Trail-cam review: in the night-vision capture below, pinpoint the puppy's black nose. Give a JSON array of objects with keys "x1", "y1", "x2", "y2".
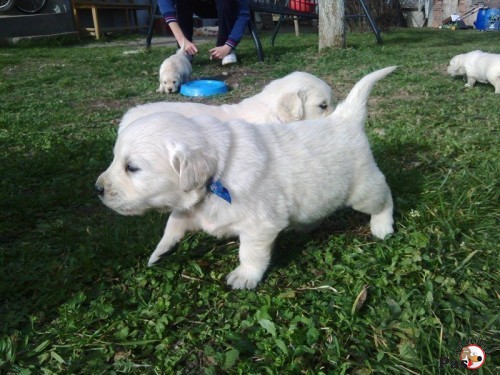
[{"x1": 95, "y1": 184, "x2": 105, "y2": 197}]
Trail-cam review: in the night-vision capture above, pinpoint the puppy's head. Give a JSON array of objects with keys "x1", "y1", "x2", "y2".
[
  {"x1": 95, "y1": 113, "x2": 217, "y2": 215},
  {"x1": 447, "y1": 54, "x2": 466, "y2": 76},
  {"x1": 159, "y1": 70, "x2": 182, "y2": 93},
  {"x1": 263, "y1": 72, "x2": 335, "y2": 123}
]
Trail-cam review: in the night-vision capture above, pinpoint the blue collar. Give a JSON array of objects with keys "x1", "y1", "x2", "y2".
[{"x1": 208, "y1": 179, "x2": 232, "y2": 204}]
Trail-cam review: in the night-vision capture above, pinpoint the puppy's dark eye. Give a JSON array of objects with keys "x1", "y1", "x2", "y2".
[
  {"x1": 126, "y1": 163, "x2": 140, "y2": 173},
  {"x1": 319, "y1": 102, "x2": 328, "y2": 110}
]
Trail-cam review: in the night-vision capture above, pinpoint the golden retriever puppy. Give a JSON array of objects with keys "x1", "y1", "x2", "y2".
[
  {"x1": 157, "y1": 46, "x2": 192, "y2": 94},
  {"x1": 447, "y1": 50, "x2": 500, "y2": 93},
  {"x1": 96, "y1": 67, "x2": 396, "y2": 290},
  {"x1": 121, "y1": 71, "x2": 334, "y2": 131}
]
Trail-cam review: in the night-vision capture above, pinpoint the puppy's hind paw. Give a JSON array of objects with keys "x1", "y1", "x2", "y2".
[
  {"x1": 371, "y1": 223, "x2": 393, "y2": 240},
  {"x1": 226, "y1": 266, "x2": 262, "y2": 290},
  {"x1": 370, "y1": 214, "x2": 394, "y2": 240}
]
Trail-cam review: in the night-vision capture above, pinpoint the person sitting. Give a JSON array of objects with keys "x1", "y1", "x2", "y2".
[{"x1": 158, "y1": 0, "x2": 250, "y2": 65}]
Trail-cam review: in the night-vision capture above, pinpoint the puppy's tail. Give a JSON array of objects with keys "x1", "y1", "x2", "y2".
[
  {"x1": 178, "y1": 39, "x2": 187, "y2": 54},
  {"x1": 332, "y1": 66, "x2": 397, "y2": 123}
]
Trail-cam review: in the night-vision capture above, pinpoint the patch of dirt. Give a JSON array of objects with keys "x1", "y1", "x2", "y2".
[
  {"x1": 196, "y1": 68, "x2": 260, "y2": 90},
  {"x1": 193, "y1": 66, "x2": 270, "y2": 104},
  {"x1": 85, "y1": 66, "x2": 271, "y2": 128}
]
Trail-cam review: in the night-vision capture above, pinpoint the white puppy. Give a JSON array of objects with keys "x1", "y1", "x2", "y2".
[
  {"x1": 157, "y1": 46, "x2": 192, "y2": 94},
  {"x1": 447, "y1": 50, "x2": 500, "y2": 93},
  {"x1": 121, "y1": 71, "x2": 334, "y2": 132},
  {"x1": 96, "y1": 67, "x2": 396, "y2": 290}
]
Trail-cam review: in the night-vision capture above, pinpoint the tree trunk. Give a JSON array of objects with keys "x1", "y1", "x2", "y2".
[{"x1": 318, "y1": 0, "x2": 345, "y2": 50}]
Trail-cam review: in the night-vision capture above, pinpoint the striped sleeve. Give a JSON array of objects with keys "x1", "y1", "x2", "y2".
[{"x1": 157, "y1": 0, "x2": 177, "y2": 24}]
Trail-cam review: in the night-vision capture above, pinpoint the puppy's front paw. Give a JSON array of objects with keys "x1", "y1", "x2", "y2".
[
  {"x1": 147, "y1": 254, "x2": 161, "y2": 267},
  {"x1": 147, "y1": 248, "x2": 167, "y2": 267},
  {"x1": 226, "y1": 266, "x2": 262, "y2": 290},
  {"x1": 147, "y1": 242, "x2": 180, "y2": 266}
]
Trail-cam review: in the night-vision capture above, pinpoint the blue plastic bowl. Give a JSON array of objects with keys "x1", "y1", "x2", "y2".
[{"x1": 180, "y1": 80, "x2": 228, "y2": 97}]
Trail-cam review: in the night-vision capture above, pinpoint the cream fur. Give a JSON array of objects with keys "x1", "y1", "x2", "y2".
[
  {"x1": 96, "y1": 67, "x2": 397, "y2": 290},
  {"x1": 447, "y1": 50, "x2": 500, "y2": 94},
  {"x1": 157, "y1": 47, "x2": 192, "y2": 94},
  {"x1": 122, "y1": 71, "x2": 334, "y2": 132}
]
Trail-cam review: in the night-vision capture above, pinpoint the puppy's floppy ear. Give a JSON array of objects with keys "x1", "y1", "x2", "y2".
[
  {"x1": 170, "y1": 146, "x2": 217, "y2": 192},
  {"x1": 275, "y1": 91, "x2": 305, "y2": 123}
]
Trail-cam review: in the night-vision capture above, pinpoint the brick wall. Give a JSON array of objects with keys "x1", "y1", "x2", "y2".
[{"x1": 429, "y1": 0, "x2": 492, "y2": 27}]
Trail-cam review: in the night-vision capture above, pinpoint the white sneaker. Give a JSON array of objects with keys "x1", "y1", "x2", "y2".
[{"x1": 222, "y1": 51, "x2": 237, "y2": 65}]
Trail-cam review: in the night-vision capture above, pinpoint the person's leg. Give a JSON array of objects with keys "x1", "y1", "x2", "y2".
[
  {"x1": 176, "y1": 0, "x2": 194, "y2": 42},
  {"x1": 192, "y1": 0, "x2": 218, "y2": 18},
  {"x1": 215, "y1": 0, "x2": 238, "y2": 47}
]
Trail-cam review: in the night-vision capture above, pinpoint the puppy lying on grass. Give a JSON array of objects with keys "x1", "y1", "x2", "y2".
[
  {"x1": 96, "y1": 67, "x2": 396, "y2": 290},
  {"x1": 447, "y1": 50, "x2": 500, "y2": 94},
  {"x1": 122, "y1": 71, "x2": 334, "y2": 131},
  {"x1": 157, "y1": 45, "x2": 192, "y2": 94}
]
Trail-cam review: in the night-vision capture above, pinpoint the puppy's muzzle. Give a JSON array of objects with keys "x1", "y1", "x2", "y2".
[{"x1": 95, "y1": 183, "x2": 105, "y2": 197}]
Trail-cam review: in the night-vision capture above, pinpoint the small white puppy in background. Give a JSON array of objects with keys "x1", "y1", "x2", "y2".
[
  {"x1": 121, "y1": 71, "x2": 334, "y2": 131},
  {"x1": 447, "y1": 50, "x2": 500, "y2": 94},
  {"x1": 96, "y1": 67, "x2": 396, "y2": 290},
  {"x1": 157, "y1": 45, "x2": 192, "y2": 94}
]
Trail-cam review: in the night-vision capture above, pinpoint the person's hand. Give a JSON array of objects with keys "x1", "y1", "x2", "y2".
[
  {"x1": 182, "y1": 39, "x2": 198, "y2": 56},
  {"x1": 168, "y1": 22, "x2": 198, "y2": 55},
  {"x1": 209, "y1": 45, "x2": 232, "y2": 60}
]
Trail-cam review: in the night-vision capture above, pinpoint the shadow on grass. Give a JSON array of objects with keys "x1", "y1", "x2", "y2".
[
  {"x1": 268, "y1": 139, "x2": 430, "y2": 277},
  {"x1": 383, "y1": 29, "x2": 499, "y2": 49},
  {"x1": 0, "y1": 134, "x2": 429, "y2": 334},
  {"x1": 0, "y1": 138, "x2": 163, "y2": 333},
  {"x1": 193, "y1": 143, "x2": 431, "y2": 283}
]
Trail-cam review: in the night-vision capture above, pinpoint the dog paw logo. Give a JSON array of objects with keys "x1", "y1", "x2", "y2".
[{"x1": 460, "y1": 345, "x2": 486, "y2": 370}]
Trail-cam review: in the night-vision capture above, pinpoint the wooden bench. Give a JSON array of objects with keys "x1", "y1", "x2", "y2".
[{"x1": 72, "y1": 0, "x2": 152, "y2": 40}]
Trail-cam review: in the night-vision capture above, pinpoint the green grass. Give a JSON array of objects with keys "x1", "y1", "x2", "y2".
[{"x1": 1, "y1": 28, "x2": 499, "y2": 374}]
